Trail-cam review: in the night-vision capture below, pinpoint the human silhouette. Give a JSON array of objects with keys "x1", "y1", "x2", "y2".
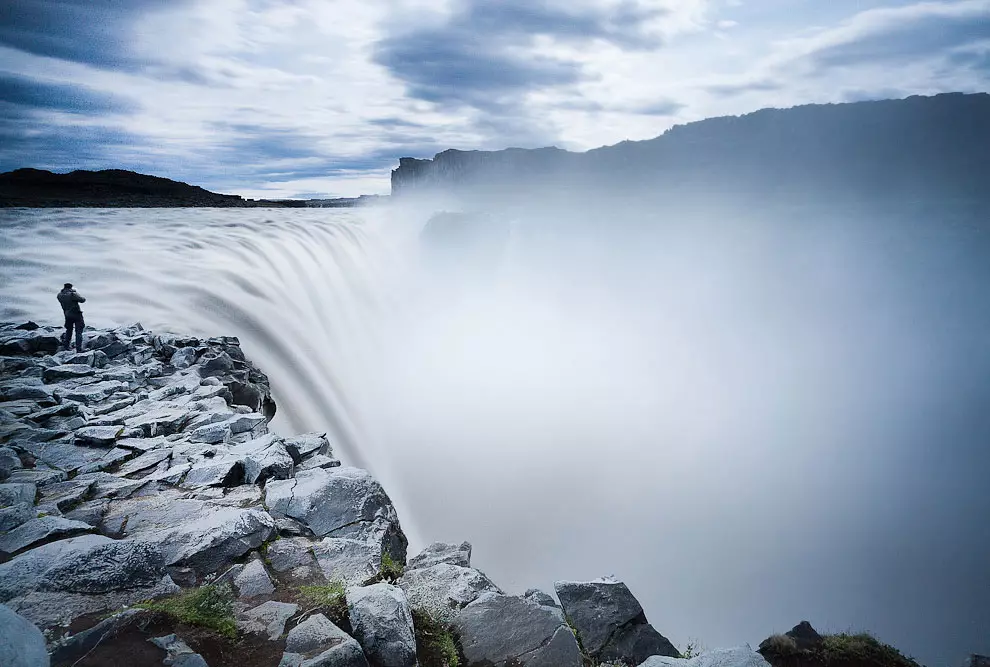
[{"x1": 57, "y1": 283, "x2": 86, "y2": 352}]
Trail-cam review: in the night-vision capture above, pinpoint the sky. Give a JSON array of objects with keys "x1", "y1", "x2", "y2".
[{"x1": 1, "y1": 0, "x2": 989, "y2": 198}]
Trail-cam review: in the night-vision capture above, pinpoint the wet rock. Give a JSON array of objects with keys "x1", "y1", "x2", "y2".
[
  {"x1": 100, "y1": 494, "x2": 275, "y2": 574},
  {"x1": 0, "y1": 603, "x2": 49, "y2": 667},
  {"x1": 398, "y1": 561, "x2": 501, "y2": 623},
  {"x1": 347, "y1": 583, "x2": 417, "y2": 667},
  {"x1": 554, "y1": 578, "x2": 679, "y2": 664},
  {"x1": 234, "y1": 558, "x2": 275, "y2": 598},
  {"x1": 150, "y1": 633, "x2": 210, "y2": 667},
  {"x1": 0, "y1": 516, "x2": 93, "y2": 555},
  {"x1": 642, "y1": 647, "x2": 772, "y2": 667},
  {"x1": 42, "y1": 364, "x2": 96, "y2": 382},
  {"x1": 264, "y1": 467, "x2": 406, "y2": 563},
  {"x1": 238, "y1": 600, "x2": 298, "y2": 640},
  {"x1": 407, "y1": 541, "x2": 472, "y2": 570},
  {"x1": 74, "y1": 425, "x2": 124, "y2": 447},
  {"x1": 283, "y1": 613, "x2": 368, "y2": 667},
  {"x1": 453, "y1": 593, "x2": 582, "y2": 667}
]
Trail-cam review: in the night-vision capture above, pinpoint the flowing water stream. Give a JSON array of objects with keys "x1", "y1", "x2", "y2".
[{"x1": 1, "y1": 206, "x2": 987, "y2": 665}]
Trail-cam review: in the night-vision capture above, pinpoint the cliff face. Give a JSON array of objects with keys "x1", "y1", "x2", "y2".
[{"x1": 389, "y1": 93, "x2": 990, "y2": 215}]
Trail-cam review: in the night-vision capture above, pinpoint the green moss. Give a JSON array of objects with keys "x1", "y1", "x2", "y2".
[
  {"x1": 379, "y1": 552, "x2": 404, "y2": 582},
  {"x1": 298, "y1": 581, "x2": 348, "y2": 628},
  {"x1": 818, "y1": 633, "x2": 919, "y2": 667},
  {"x1": 412, "y1": 608, "x2": 459, "y2": 667},
  {"x1": 137, "y1": 583, "x2": 237, "y2": 639}
]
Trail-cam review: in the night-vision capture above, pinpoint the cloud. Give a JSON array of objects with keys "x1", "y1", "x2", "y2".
[{"x1": 0, "y1": 71, "x2": 137, "y2": 115}]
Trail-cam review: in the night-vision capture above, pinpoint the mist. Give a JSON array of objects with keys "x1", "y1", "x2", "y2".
[{"x1": 1, "y1": 198, "x2": 987, "y2": 666}]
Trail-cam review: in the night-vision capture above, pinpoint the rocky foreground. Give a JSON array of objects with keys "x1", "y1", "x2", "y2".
[{"x1": 0, "y1": 322, "x2": 971, "y2": 667}]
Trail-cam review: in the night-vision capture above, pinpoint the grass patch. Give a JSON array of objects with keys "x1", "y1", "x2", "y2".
[
  {"x1": 379, "y1": 552, "x2": 404, "y2": 582},
  {"x1": 412, "y1": 608, "x2": 459, "y2": 667},
  {"x1": 298, "y1": 580, "x2": 348, "y2": 628},
  {"x1": 762, "y1": 634, "x2": 800, "y2": 656},
  {"x1": 137, "y1": 583, "x2": 237, "y2": 639},
  {"x1": 818, "y1": 633, "x2": 919, "y2": 667},
  {"x1": 681, "y1": 639, "x2": 705, "y2": 659}
]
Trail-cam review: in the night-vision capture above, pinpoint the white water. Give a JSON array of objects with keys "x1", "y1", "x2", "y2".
[{"x1": 1, "y1": 206, "x2": 987, "y2": 665}]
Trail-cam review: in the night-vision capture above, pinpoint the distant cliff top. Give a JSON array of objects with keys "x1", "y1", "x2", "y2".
[{"x1": 390, "y1": 92, "x2": 990, "y2": 210}]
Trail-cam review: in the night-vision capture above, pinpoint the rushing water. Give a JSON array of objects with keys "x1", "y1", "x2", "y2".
[{"x1": 1, "y1": 206, "x2": 988, "y2": 665}]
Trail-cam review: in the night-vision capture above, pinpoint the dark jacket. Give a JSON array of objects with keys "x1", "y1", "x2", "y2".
[{"x1": 57, "y1": 288, "x2": 86, "y2": 317}]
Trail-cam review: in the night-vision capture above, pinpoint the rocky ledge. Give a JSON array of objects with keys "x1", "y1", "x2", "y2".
[{"x1": 0, "y1": 322, "x2": 950, "y2": 667}]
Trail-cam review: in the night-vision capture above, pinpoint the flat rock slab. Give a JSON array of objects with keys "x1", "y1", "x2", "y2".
[
  {"x1": 74, "y1": 425, "x2": 125, "y2": 448},
  {"x1": 0, "y1": 603, "x2": 49, "y2": 667},
  {"x1": 266, "y1": 537, "x2": 318, "y2": 574},
  {"x1": 100, "y1": 494, "x2": 275, "y2": 574},
  {"x1": 642, "y1": 647, "x2": 772, "y2": 667},
  {"x1": 0, "y1": 483, "x2": 36, "y2": 508},
  {"x1": 312, "y1": 538, "x2": 380, "y2": 586},
  {"x1": 237, "y1": 600, "x2": 298, "y2": 640},
  {"x1": 398, "y1": 562, "x2": 501, "y2": 622},
  {"x1": 0, "y1": 516, "x2": 93, "y2": 556},
  {"x1": 43, "y1": 364, "x2": 96, "y2": 382},
  {"x1": 283, "y1": 613, "x2": 367, "y2": 667},
  {"x1": 116, "y1": 448, "x2": 171, "y2": 476},
  {"x1": 347, "y1": 583, "x2": 417, "y2": 667},
  {"x1": 453, "y1": 594, "x2": 582, "y2": 667},
  {"x1": 407, "y1": 541, "x2": 473, "y2": 570}
]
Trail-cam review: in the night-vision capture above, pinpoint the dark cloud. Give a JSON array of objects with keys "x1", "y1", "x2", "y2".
[
  {"x1": 0, "y1": 116, "x2": 145, "y2": 173},
  {"x1": 0, "y1": 71, "x2": 137, "y2": 115},
  {"x1": 807, "y1": 9, "x2": 990, "y2": 72},
  {"x1": 947, "y1": 48, "x2": 990, "y2": 73},
  {"x1": 705, "y1": 79, "x2": 783, "y2": 97},
  {"x1": 374, "y1": 0, "x2": 664, "y2": 113},
  {"x1": 629, "y1": 99, "x2": 684, "y2": 116}
]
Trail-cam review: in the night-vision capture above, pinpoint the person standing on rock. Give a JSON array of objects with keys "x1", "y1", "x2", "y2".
[{"x1": 57, "y1": 282, "x2": 86, "y2": 352}]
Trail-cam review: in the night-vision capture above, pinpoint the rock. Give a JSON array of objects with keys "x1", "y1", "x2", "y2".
[
  {"x1": 17, "y1": 441, "x2": 110, "y2": 474},
  {"x1": 116, "y1": 435, "x2": 169, "y2": 452},
  {"x1": 42, "y1": 364, "x2": 96, "y2": 382},
  {"x1": 0, "y1": 504, "x2": 35, "y2": 532},
  {"x1": 50, "y1": 609, "x2": 142, "y2": 666},
  {"x1": 182, "y1": 457, "x2": 245, "y2": 488},
  {"x1": 188, "y1": 420, "x2": 233, "y2": 445},
  {"x1": 57, "y1": 380, "x2": 129, "y2": 403},
  {"x1": 523, "y1": 589, "x2": 558, "y2": 608},
  {"x1": 642, "y1": 647, "x2": 772, "y2": 667},
  {"x1": 0, "y1": 516, "x2": 94, "y2": 555},
  {"x1": 238, "y1": 600, "x2": 298, "y2": 640},
  {"x1": 554, "y1": 578, "x2": 679, "y2": 664},
  {"x1": 125, "y1": 403, "x2": 192, "y2": 436},
  {"x1": 453, "y1": 593, "x2": 582, "y2": 667},
  {"x1": 100, "y1": 494, "x2": 275, "y2": 574},
  {"x1": 0, "y1": 482, "x2": 36, "y2": 507},
  {"x1": 284, "y1": 613, "x2": 368, "y2": 667},
  {"x1": 266, "y1": 537, "x2": 318, "y2": 573},
  {"x1": 150, "y1": 633, "x2": 210, "y2": 667},
  {"x1": 24, "y1": 403, "x2": 79, "y2": 423},
  {"x1": 226, "y1": 413, "x2": 267, "y2": 434},
  {"x1": 5, "y1": 468, "x2": 66, "y2": 486},
  {"x1": 74, "y1": 425, "x2": 124, "y2": 447},
  {"x1": 397, "y1": 562, "x2": 501, "y2": 623},
  {"x1": 407, "y1": 541, "x2": 472, "y2": 570},
  {"x1": 0, "y1": 383, "x2": 54, "y2": 403},
  {"x1": 13, "y1": 321, "x2": 39, "y2": 330},
  {"x1": 283, "y1": 433, "x2": 330, "y2": 462},
  {"x1": 265, "y1": 467, "x2": 406, "y2": 562},
  {"x1": 298, "y1": 454, "x2": 342, "y2": 471},
  {"x1": 116, "y1": 448, "x2": 171, "y2": 476},
  {"x1": 230, "y1": 434, "x2": 294, "y2": 484},
  {"x1": 312, "y1": 538, "x2": 381, "y2": 586},
  {"x1": 170, "y1": 347, "x2": 200, "y2": 369},
  {"x1": 62, "y1": 350, "x2": 109, "y2": 368},
  {"x1": 234, "y1": 558, "x2": 275, "y2": 598},
  {"x1": 0, "y1": 603, "x2": 49, "y2": 667},
  {"x1": 347, "y1": 583, "x2": 417, "y2": 667}
]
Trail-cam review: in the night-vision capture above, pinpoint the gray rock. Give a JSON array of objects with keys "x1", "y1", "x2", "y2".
[
  {"x1": 42, "y1": 364, "x2": 96, "y2": 382},
  {"x1": 283, "y1": 433, "x2": 330, "y2": 462},
  {"x1": 5, "y1": 468, "x2": 66, "y2": 486},
  {"x1": 57, "y1": 380, "x2": 129, "y2": 403},
  {"x1": 63, "y1": 498, "x2": 110, "y2": 526},
  {"x1": 238, "y1": 600, "x2": 298, "y2": 640},
  {"x1": 265, "y1": 467, "x2": 406, "y2": 563},
  {"x1": 0, "y1": 516, "x2": 93, "y2": 555},
  {"x1": 523, "y1": 589, "x2": 559, "y2": 608},
  {"x1": 16, "y1": 441, "x2": 108, "y2": 474},
  {"x1": 297, "y1": 454, "x2": 342, "y2": 471},
  {"x1": 347, "y1": 583, "x2": 417, "y2": 667},
  {"x1": 407, "y1": 541, "x2": 472, "y2": 570},
  {"x1": 453, "y1": 593, "x2": 582, "y2": 667},
  {"x1": 0, "y1": 534, "x2": 167, "y2": 601},
  {"x1": 0, "y1": 603, "x2": 49, "y2": 667},
  {"x1": 50, "y1": 609, "x2": 142, "y2": 666},
  {"x1": 234, "y1": 558, "x2": 276, "y2": 598},
  {"x1": 183, "y1": 457, "x2": 245, "y2": 488},
  {"x1": 125, "y1": 404, "x2": 192, "y2": 436},
  {"x1": 0, "y1": 482, "x2": 36, "y2": 507},
  {"x1": 641, "y1": 647, "x2": 772, "y2": 667},
  {"x1": 0, "y1": 383, "x2": 54, "y2": 403},
  {"x1": 266, "y1": 537, "x2": 318, "y2": 573},
  {"x1": 62, "y1": 350, "x2": 109, "y2": 368},
  {"x1": 117, "y1": 435, "x2": 169, "y2": 452},
  {"x1": 398, "y1": 562, "x2": 501, "y2": 622},
  {"x1": 150, "y1": 633, "x2": 210, "y2": 667},
  {"x1": 24, "y1": 402, "x2": 79, "y2": 423},
  {"x1": 554, "y1": 578, "x2": 679, "y2": 663},
  {"x1": 100, "y1": 494, "x2": 275, "y2": 574},
  {"x1": 74, "y1": 424, "x2": 124, "y2": 447},
  {"x1": 0, "y1": 504, "x2": 35, "y2": 532},
  {"x1": 285, "y1": 613, "x2": 368, "y2": 667},
  {"x1": 116, "y1": 448, "x2": 171, "y2": 476},
  {"x1": 189, "y1": 420, "x2": 233, "y2": 444},
  {"x1": 226, "y1": 413, "x2": 268, "y2": 434},
  {"x1": 230, "y1": 435, "x2": 294, "y2": 484},
  {"x1": 312, "y1": 538, "x2": 381, "y2": 586},
  {"x1": 170, "y1": 347, "x2": 200, "y2": 369}
]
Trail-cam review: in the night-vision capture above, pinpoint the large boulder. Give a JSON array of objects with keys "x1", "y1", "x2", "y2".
[
  {"x1": 0, "y1": 516, "x2": 93, "y2": 556},
  {"x1": 554, "y1": 578, "x2": 679, "y2": 664},
  {"x1": 347, "y1": 583, "x2": 417, "y2": 667},
  {"x1": 397, "y1": 542, "x2": 500, "y2": 622},
  {"x1": 237, "y1": 601, "x2": 298, "y2": 641},
  {"x1": 99, "y1": 493, "x2": 275, "y2": 574},
  {"x1": 265, "y1": 467, "x2": 407, "y2": 563},
  {"x1": 453, "y1": 593, "x2": 583, "y2": 667},
  {"x1": 643, "y1": 647, "x2": 773, "y2": 667},
  {"x1": 282, "y1": 613, "x2": 368, "y2": 667},
  {"x1": 0, "y1": 603, "x2": 49, "y2": 667}
]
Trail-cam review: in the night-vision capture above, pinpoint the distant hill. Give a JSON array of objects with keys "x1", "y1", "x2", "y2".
[{"x1": 391, "y1": 92, "x2": 990, "y2": 220}]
